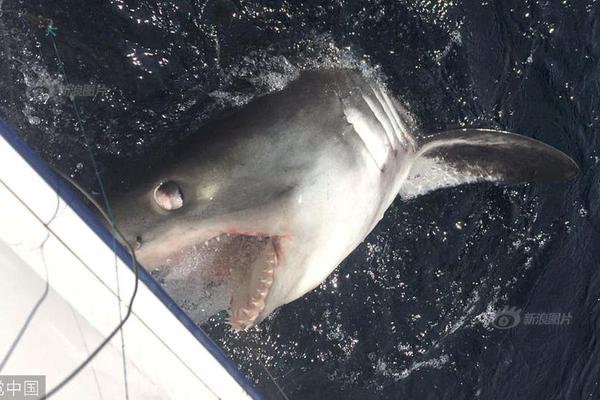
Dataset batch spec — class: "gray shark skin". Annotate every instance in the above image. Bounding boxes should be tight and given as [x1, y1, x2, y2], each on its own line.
[108, 69, 578, 331]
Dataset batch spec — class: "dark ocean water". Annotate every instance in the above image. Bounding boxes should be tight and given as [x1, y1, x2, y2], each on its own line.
[1, 1, 599, 399]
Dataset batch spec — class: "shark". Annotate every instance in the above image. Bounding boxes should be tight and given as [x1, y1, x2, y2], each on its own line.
[108, 69, 578, 331]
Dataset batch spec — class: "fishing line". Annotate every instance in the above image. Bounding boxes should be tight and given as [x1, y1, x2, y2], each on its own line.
[41, 170, 139, 400]
[36, 21, 140, 400]
[261, 363, 290, 400]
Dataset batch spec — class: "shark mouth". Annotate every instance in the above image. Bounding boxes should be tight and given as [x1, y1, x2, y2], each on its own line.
[154, 232, 281, 331]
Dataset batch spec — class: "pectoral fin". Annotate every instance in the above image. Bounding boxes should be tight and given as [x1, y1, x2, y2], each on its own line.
[399, 129, 579, 199]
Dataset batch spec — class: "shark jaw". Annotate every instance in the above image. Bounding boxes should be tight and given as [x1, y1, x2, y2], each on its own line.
[136, 230, 284, 332]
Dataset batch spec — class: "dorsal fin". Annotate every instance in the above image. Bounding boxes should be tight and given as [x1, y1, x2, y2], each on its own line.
[399, 129, 579, 199]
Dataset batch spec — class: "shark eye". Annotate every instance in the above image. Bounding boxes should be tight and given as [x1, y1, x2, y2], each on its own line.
[153, 180, 184, 211]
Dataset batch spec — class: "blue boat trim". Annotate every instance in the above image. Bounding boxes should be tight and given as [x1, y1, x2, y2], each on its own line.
[0, 118, 262, 399]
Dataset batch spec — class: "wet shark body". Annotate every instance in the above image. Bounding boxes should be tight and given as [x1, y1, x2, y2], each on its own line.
[109, 69, 578, 331]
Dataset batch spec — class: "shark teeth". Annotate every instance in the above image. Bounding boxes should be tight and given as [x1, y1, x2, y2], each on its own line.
[164, 231, 281, 332]
[228, 238, 278, 332]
